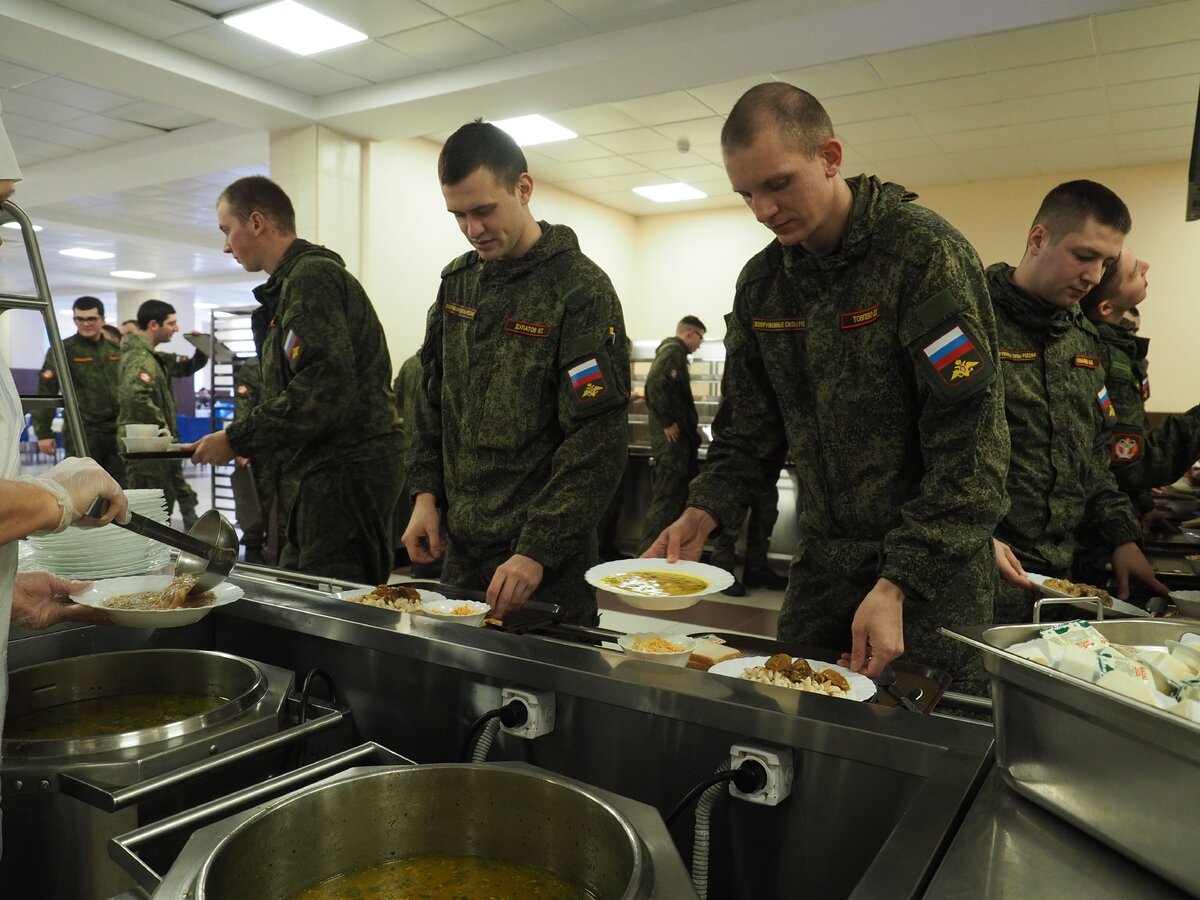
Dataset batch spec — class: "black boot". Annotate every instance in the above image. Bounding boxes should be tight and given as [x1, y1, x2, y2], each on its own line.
[721, 579, 746, 597]
[743, 566, 788, 590]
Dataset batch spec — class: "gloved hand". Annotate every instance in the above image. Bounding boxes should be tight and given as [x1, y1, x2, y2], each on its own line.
[21, 457, 129, 534]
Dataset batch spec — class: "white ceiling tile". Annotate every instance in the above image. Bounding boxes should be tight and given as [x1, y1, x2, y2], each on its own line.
[18, 76, 134, 114]
[931, 125, 1024, 154]
[612, 91, 715, 127]
[866, 38, 984, 87]
[165, 24, 296, 72]
[573, 155, 650, 176]
[991, 57, 1104, 100]
[64, 114, 164, 142]
[305, 0, 445, 35]
[0, 59, 49, 90]
[107, 102, 209, 130]
[1113, 124, 1193, 152]
[686, 141, 726, 165]
[773, 58, 886, 99]
[1002, 88, 1108, 124]
[253, 59, 371, 96]
[877, 156, 966, 188]
[7, 134, 79, 161]
[823, 90, 906, 125]
[531, 137, 613, 162]
[1095, 0, 1200, 53]
[854, 136, 935, 162]
[550, 104, 643, 136]
[1112, 101, 1195, 133]
[1016, 113, 1112, 144]
[314, 41, 427, 82]
[1114, 144, 1193, 167]
[972, 18, 1097, 71]
[951, 150, 1042, 183]
[6, 119, 117, 152]
[623, 148, 695, 170]
[420, 0, 510, 15]
[893, 72, 1001, 111]
[1, 88, 93, 124]
[525, 159, 582, 181]
[650, 116, 725, 147]
[459, 0, 592, 52]
[589, 128, 676, 154]
[686, 76, 775, 115]
[1034, 137, 1119, 177]
[654, 162, 728, 183]
[1106, 74, 1199, 111]
[553, 175, 626, 194]
[51, 0, 213, 40]
[605, 171, 670, 190]
[916, 101, 1011, 135]
[835, 115, 923, 144]
[1099, 41, 1200, 85]
[552, 0, 692, 31]
[379, 19, 507, 67]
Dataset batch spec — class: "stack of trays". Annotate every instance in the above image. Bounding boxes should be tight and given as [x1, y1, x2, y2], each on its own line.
[19, 489, 172, 579]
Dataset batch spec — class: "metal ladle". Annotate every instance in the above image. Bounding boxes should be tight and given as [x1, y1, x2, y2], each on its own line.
[85, 501, 239, 591]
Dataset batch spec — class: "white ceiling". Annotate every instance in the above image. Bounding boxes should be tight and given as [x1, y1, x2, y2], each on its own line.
[0, 0, 1197, 304]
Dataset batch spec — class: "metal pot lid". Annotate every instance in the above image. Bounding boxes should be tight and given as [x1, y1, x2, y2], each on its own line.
[2, 649, 267, 759]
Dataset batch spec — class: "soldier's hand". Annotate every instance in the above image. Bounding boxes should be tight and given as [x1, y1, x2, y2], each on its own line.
[662, 423, 681, 444]
[13, 572, 111, 629]
[487, 554, 543, 621]
[37, 438, 58, 456]
[839, 578, 905, 679]
[993, 538, 1033, 589]
[1138, 508, 1178, 535]
[1110, 541, 1170, 601]
[187, 431, 235, 465]
[402, 494, 444, 564]
[642, 507, 715, 563]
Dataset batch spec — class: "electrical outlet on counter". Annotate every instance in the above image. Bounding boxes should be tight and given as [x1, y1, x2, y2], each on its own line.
[500, 687, 555, 738]
[729, 743, 793, 806]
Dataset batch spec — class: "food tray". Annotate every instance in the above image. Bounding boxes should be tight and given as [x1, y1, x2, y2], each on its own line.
[942, 619, 1200, 896]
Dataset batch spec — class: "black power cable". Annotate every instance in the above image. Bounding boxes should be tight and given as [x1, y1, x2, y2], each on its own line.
[458, 699, 528, 762]
[665, 760, 768, 828]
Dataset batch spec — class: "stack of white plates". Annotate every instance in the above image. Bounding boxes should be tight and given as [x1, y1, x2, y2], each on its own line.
[19, 489, 173, 579]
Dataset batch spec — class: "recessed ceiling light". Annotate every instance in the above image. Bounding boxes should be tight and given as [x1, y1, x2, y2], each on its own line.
[632, 183, 707, 203]
[492, 115, 577, 147]
[110, 270, 156, 280]
[224, 1, 367, 56]
[60, 248, 115, 260]
[1, 222, 42, 231]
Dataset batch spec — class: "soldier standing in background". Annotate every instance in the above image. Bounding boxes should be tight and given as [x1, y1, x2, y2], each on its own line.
[987, 181, 1168, 621]
[33, 296, 124, 483]
[646, 83, 1010, 692]
[393, 350, 440, 578]
[637, 316, 705, 555]
[404, 121, 630, 624]
[190, 176, 401, 585]
[118, 299, 207, 528]
[231, 358, 275, 564]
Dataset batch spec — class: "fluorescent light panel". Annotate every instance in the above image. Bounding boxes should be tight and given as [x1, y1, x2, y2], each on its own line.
[1, 222, 41, 231]
[60, 248, 114, 260]
[224, 1, 366, 56]
[110, 270, 156, 280]
[492, 115, 577, 147]
[633, 183, 707, 203]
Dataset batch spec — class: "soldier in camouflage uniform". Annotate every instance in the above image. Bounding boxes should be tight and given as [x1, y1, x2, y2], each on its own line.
[33, 296, 124, 482]
[231, 358, 277, 564]
[1080, 247, 1200, 523]
[191, 176, 402, 586]
[118, 300, 207, 527]
[647, 84, 1009, 692]
[405, 122, 630, 625]
[638, 317, 705, 555]
[987, 182, 1168, 622]
[393, 351, 441, 578]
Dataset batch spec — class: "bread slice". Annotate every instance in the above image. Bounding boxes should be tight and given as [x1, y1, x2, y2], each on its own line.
[688, 639, 743, 671]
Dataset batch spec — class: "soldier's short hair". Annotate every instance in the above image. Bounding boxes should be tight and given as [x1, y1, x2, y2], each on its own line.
[721, 83, 835, 158]
[1080, 254, 1121, 317]
[73, 295, 104, 317]
[102, 324, 122, 341]
[678, 315, 707, 334]
[219, 175, 296, 235]
[1032, 180, 1131, 241]
[137, 299, 175, 330]
[439, 120, 527, 189]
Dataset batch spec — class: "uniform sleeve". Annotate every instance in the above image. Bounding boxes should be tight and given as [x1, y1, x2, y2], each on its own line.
[118, 354, 170, 428]
[513, 280, 631, 568]
[1084, 409, 1140, 551]
[878, 237, 1011, 603]
[688, 295, 791, 530]
[644, 343, 685, 427]
[31, 348, 58, 439]
[405, 298, 446, 503]
[158, 349, 208, 378]
[225, 262, 358, 455]
[1114, 405, 1200, 492]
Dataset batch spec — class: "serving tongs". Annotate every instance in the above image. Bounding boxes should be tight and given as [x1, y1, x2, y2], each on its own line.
[85, 500, 239, 590]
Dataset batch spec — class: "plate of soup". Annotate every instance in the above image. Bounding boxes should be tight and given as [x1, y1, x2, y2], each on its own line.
[584, 559, 733, 610]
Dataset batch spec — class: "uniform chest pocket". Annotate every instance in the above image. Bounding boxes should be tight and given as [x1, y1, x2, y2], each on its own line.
[475, 331, 559, 451]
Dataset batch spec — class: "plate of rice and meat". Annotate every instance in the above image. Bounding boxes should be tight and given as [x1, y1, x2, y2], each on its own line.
[708, 653, 876, 701]
[337, 584, 447, 613]
[71, 574, 243, 628]
[1025, 573, 1149, 618]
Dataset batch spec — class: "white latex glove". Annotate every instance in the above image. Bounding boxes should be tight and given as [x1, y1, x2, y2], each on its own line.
[21, 457, 129, 534]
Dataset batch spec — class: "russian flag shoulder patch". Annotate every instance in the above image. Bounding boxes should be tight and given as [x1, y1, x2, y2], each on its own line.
[912, 315, 996, 404]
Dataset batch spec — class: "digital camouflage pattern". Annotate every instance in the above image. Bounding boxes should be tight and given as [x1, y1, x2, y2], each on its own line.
[987, 264, 1139, 622]
[232, 358, 297, 556]
[392, 352, 423, 528]
[687, 177, 1009, 692]
[224, 239, 402, 585]
[408, 223, 630, 619]
[639, 335, 701, 554]
[33, 332, 123, 482]
[1094, 321, 1200, 504]
[711, 479, 780, 575]
[117, 333, 207, 520]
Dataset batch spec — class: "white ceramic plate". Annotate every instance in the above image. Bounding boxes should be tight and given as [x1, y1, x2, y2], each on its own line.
[584, 559, 734, 611]
[337, 587, 446, 609]
[708, 656, 876, 701]
[71, 575, 243, 628]
[1025, 573, 1149, 618]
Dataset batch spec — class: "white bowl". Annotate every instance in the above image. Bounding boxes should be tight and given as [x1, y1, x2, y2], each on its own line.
[1171, 590, 1200, 619]
[584, 559, 734, 611]
[1184, 556, 1200, 577]
[419, 597, 490, 626]
[617, 633, 697, 666]
[71, 575, 242, 628]
[123, 436, 171, 452]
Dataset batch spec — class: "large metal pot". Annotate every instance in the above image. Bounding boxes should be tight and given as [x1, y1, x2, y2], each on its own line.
[194, 764, 654, 899]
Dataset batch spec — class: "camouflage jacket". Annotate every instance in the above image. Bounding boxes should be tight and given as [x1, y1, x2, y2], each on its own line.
[32, 333, 121, 438]
[644, 336, 699, 448]
[393, 352, 423, 460]
[117, 334, 207, 437]
[1094, 320, 1200, 507]
[232, 357, 262, 422]
[224, 240, 401, 474]
[408, 222, 630, 569]
[987, 265, 1138, 571]
[688, 176, 1010, 603]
